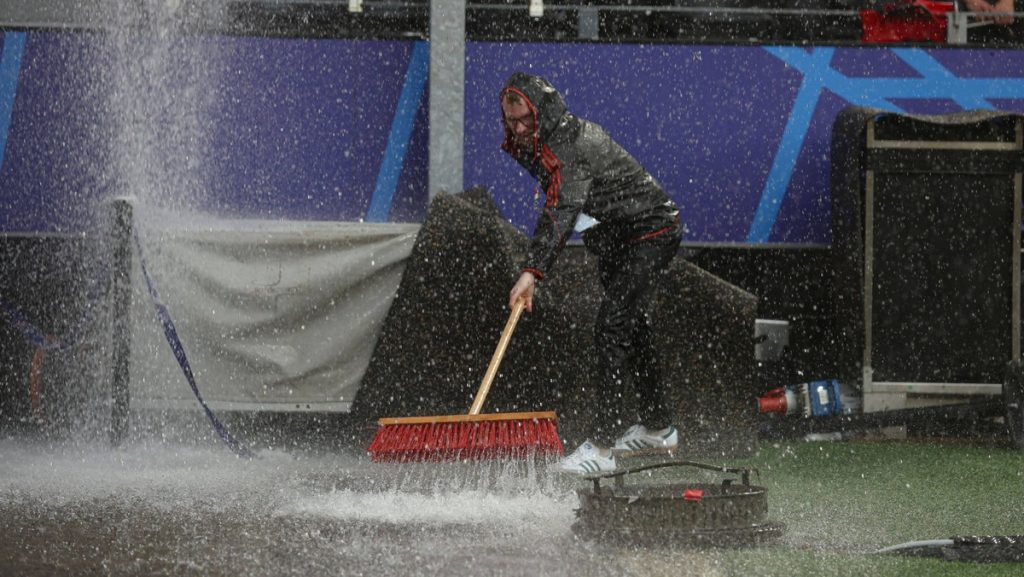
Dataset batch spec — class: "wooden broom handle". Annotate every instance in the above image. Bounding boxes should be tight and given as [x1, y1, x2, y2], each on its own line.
[468, 296, 526, 415]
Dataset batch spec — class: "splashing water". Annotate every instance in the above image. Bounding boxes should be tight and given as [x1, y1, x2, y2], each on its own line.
[97, 0, 224, 215]
[1, 439, 662, 576]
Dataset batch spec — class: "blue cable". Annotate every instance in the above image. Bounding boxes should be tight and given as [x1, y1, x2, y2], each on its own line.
[132, 230, 255, 459]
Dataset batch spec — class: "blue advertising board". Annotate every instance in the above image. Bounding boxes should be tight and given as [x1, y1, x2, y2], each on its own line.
[466, 43, 1024, 244]
[2, 30, 1024, 244]
[0, 31, 429, 232]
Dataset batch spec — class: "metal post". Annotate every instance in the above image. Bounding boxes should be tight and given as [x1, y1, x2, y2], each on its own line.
[863, 120, 876, 392]
[429, 0, 465, 198]
[1014, 120, 1022, 361]
[579, 7, 600, 40]
[108, 198, 132, 446]
[946, 12, 968, 45]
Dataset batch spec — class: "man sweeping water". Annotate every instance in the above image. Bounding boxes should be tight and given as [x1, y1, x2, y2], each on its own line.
[500, 72, 683, 475]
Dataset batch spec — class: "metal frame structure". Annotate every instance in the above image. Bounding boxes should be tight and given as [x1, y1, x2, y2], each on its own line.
[946, 5, 1019, 44]
[862, 118, 1023, 409]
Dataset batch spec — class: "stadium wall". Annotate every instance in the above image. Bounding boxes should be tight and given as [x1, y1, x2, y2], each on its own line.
[3, 28, 1024, 422]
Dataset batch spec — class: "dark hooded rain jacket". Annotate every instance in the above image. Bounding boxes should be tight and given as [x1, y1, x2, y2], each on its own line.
[500, 72, 680, 280]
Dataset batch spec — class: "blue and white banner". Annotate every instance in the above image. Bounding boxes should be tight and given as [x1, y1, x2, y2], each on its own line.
[2, 30, 1023, 244]
[466, 43, 1024, 244]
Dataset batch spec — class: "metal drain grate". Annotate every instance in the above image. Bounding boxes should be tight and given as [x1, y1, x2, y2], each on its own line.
[574, 460, 784, 546]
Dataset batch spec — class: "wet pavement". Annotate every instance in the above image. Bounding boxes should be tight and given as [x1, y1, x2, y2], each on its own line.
[0, 439, 720, 576]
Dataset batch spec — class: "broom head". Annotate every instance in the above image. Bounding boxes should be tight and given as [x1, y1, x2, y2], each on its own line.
[368, 411, 563, 462]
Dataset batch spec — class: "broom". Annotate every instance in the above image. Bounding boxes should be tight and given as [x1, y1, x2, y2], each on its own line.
[368, 297, 563, 462]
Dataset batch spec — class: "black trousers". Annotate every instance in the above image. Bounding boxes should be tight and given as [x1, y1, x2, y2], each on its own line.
[583, 222, 682, 443]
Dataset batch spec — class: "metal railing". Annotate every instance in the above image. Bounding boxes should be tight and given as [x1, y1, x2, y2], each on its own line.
[0, 0, 1020, 46]
[946, 6, 1019, 43]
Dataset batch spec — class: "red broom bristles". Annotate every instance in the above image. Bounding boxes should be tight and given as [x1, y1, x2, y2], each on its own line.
[368, 413, 563, 462]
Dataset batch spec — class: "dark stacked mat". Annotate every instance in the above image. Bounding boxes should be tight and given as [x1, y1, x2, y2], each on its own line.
[352, 188, 759, 456]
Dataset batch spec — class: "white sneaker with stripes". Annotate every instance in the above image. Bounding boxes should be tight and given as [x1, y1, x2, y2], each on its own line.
[611, 424, 678, 457]
[558, 441, 617, 475]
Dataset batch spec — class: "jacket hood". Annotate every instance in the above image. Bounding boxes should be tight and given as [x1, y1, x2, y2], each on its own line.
[500, 72, 568, 158]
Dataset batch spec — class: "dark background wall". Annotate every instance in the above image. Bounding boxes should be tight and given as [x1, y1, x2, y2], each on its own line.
[0, 236, 98, 433]
[2, 1, 1023, 433]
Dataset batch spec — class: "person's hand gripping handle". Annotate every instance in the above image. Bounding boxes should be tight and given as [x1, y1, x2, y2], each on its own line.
[509, 271, 536, 313]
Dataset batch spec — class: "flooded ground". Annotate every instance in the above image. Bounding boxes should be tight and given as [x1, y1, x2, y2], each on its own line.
[0, 439, 718, 577]
[4, 431, 1022, 577]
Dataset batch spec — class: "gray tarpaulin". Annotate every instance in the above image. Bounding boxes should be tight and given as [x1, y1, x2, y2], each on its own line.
[128, 220, 419, 412]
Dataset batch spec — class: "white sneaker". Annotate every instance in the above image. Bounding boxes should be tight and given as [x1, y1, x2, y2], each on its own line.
[558, 441, 617, 475]
[612, 424, 678, 457]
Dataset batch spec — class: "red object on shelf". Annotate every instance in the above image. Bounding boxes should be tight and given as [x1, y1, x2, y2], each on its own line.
[683, 488, 705, 502]
[861, 0, 955, 43]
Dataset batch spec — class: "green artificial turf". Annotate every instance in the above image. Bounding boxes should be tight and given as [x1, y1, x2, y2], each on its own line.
[707, 440, 1024, 576]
